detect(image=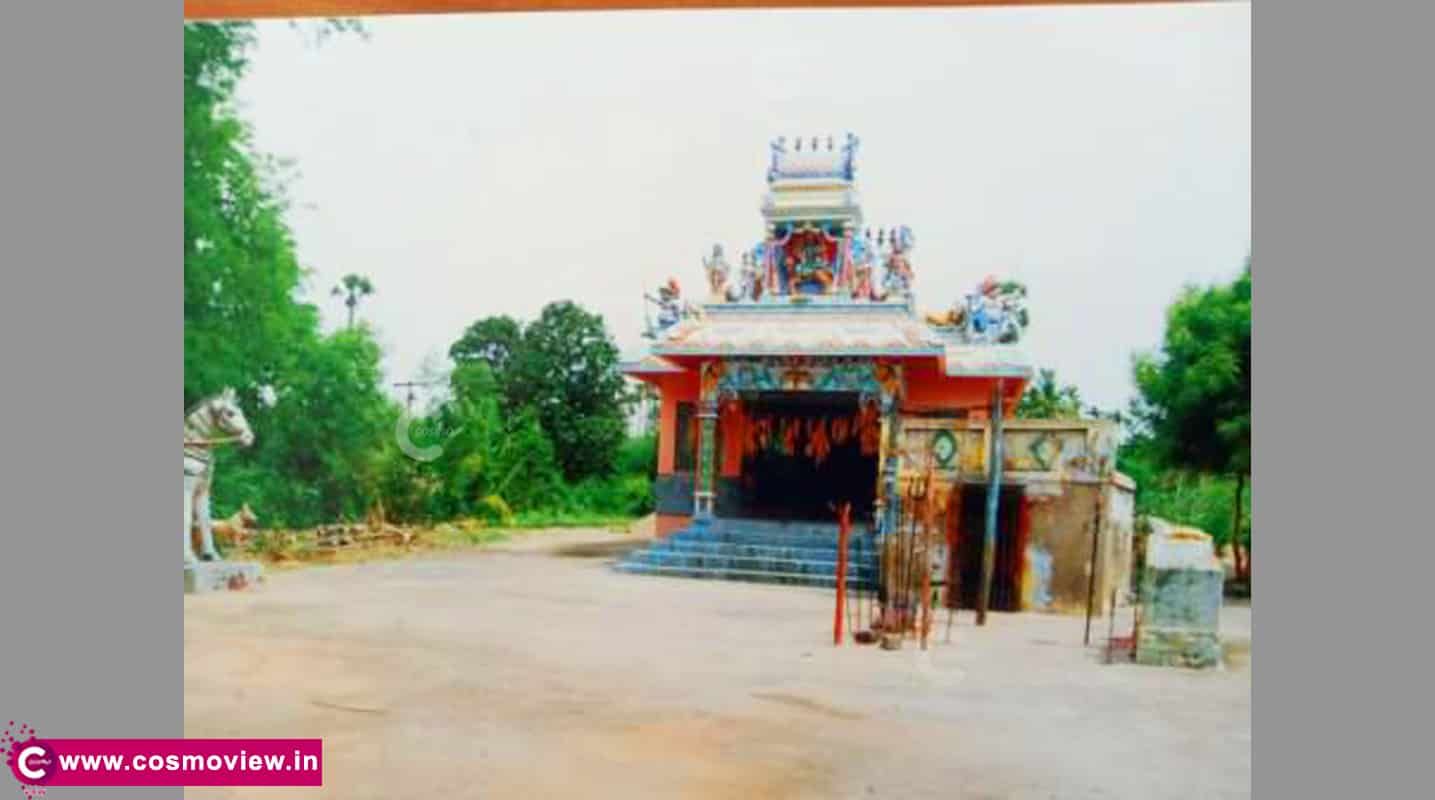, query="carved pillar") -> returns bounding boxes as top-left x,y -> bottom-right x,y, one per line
876,391 -> 902,536
693,402 -> 718,519
694,361 -> 723,520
